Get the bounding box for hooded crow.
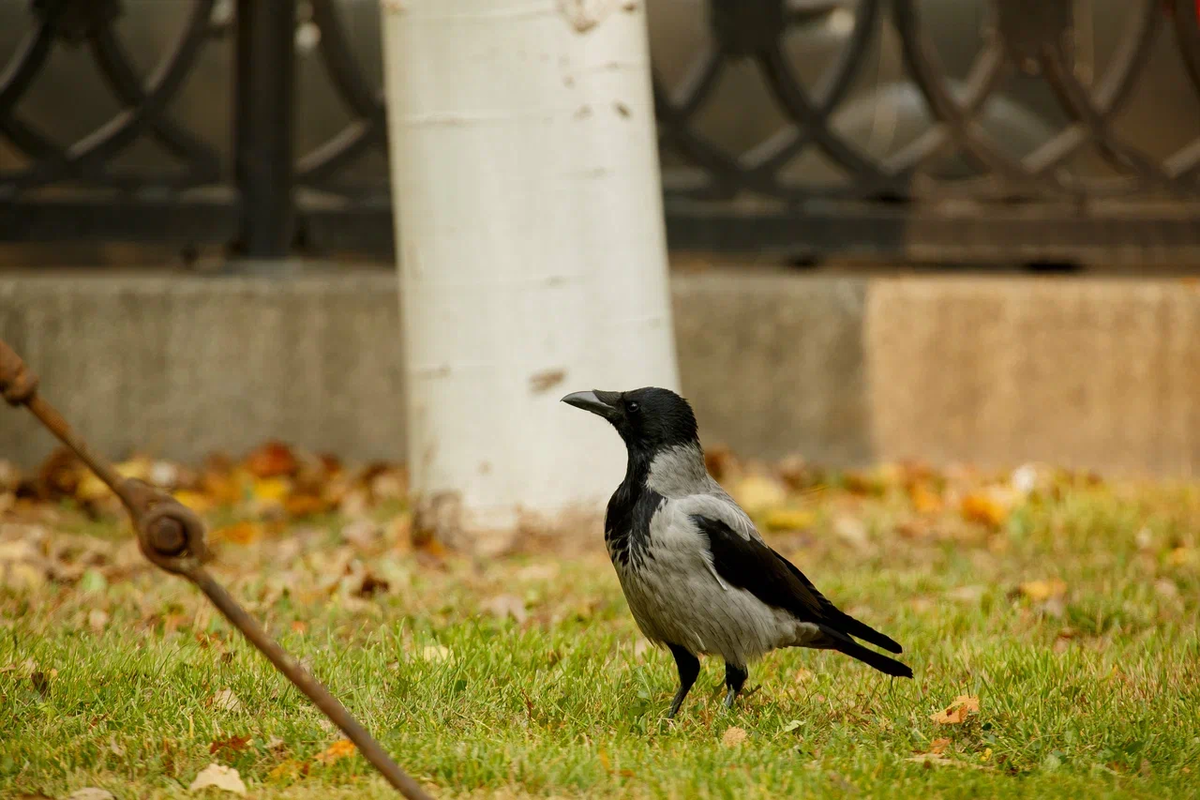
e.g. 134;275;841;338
563;386;911;717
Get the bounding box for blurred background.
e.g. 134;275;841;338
2;0;1199;480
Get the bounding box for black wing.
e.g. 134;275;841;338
692;514;906;656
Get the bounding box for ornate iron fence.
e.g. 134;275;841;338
1;0;1198;264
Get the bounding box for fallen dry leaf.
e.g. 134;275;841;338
66;790;115;800
721;726;748;747
209;734;251;757
833;515;869;550
929;737;951;755
189;763;246;794
1019;579;1067;603
314;739;357;766
243;441;298;479
87;609;109;632
961;492;1008;527
704;444;738;480
209;689;242;713
728;474;787;514
762;508;816;532
212;522;263;546
930;695;980;725
1168;546;1197;567
341;520;380;549
482;594;528;624
420;644;452;663
910;483;943;514
251;477;291;508
267;759;307;781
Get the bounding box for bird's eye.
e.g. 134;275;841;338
627;401;640;413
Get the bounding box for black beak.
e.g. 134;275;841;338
561;390;620;421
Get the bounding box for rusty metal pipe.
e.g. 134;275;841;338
0;339;431;800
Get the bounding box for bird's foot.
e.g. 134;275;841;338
723;688;738;709
667;690;687;719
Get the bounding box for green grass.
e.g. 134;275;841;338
3;479;1200;798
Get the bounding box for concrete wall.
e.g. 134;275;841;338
3;268;1200;475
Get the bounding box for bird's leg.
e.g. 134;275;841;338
723;662;748;709
665;644;699;719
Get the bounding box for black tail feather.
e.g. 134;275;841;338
832;638;913;678
831;611;904;654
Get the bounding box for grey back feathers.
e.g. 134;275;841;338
647;444;761;543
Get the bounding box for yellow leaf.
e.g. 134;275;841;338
267;760;305;781
252;477;291;505
173;490;214;514
314;739;356;766
212;521;263;546
79;457;154;500
728;475;787;514
75;472;114;502
721;726;748;747
910;483;943;514
763;508;816;532
960;492;1008;527
1168;547;1197;567
1019;579;1067;602
930;695;980;725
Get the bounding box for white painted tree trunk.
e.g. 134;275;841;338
380;0;679;545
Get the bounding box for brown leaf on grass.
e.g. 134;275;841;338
66;789;115;800
212;522;263;546
209;734;251;757
37;448;84;499
961;493;1008;527
721;726;748;747
910;483;943;514
243;441;298;479
483;593;528;624
930;695;980;725
1168;546;1197;567
929;737;951;755
188;763;246;794
341;520;380;550
704;444;738;481
313;739;357;766
1019;579;1067;603
209;689;242;713
30;669;53;696
283;493;328;518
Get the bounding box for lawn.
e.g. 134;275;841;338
2;451;1199;798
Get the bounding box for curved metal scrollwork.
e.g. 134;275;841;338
0;0;221;198
655;0;1200;206
297;0;388;196
2;0;1199;262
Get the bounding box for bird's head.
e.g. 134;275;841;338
561;387;699;456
